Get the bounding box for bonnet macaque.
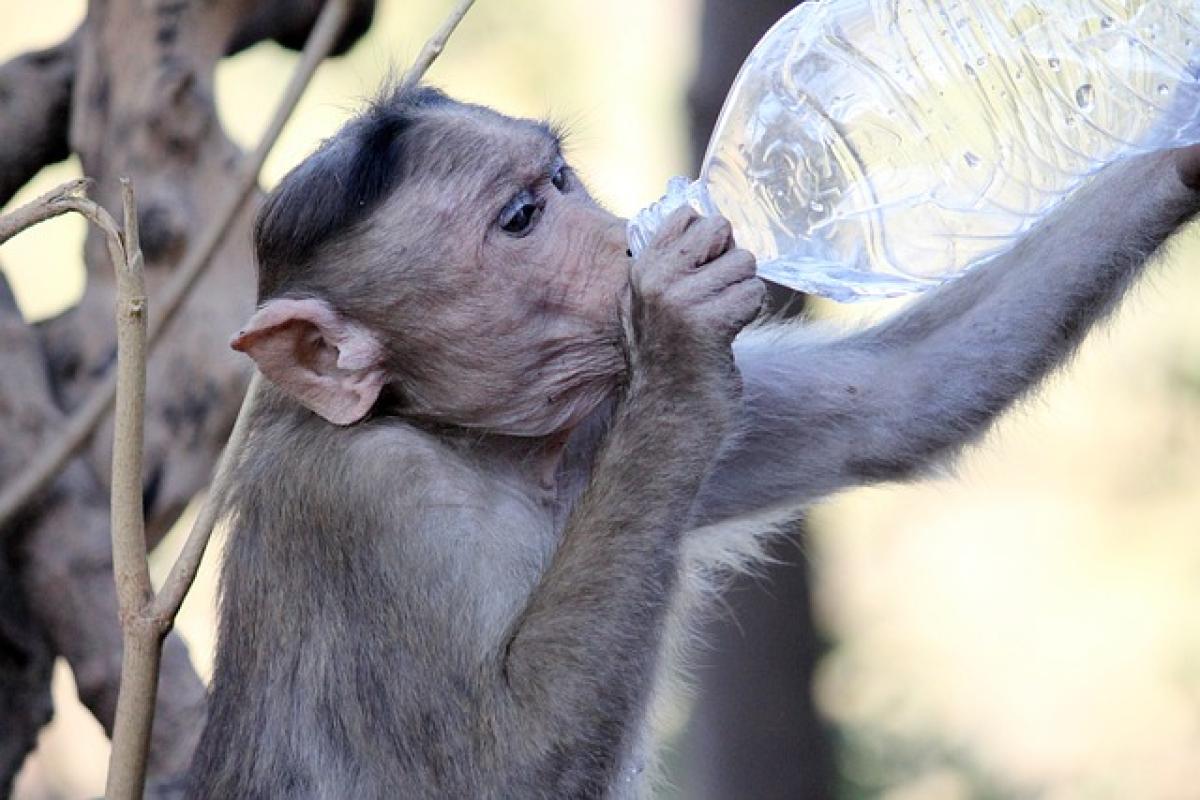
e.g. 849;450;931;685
186;87;1200;799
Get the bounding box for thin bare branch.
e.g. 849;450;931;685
0;186;123;534
0;173;157;799
150;372;261;622
109;178;152;614
0;191;125;300
0;179;91;245
398;0;478;91
105;176;155;800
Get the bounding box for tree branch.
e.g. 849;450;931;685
0;33;77;206
0;181;128;534
398;0;479;91
150;372;260;622
104;177;156;800
0;0;354;539
225;0;377;57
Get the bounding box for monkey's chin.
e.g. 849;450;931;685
484;384;614;439
437;376;614;439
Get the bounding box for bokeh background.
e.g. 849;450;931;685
3;2;1200;798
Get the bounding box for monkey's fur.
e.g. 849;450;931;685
186;87;1200;799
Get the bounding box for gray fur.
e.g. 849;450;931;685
187;88;1200;800
691;150;1199;531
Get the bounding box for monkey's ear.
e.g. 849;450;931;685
231;297;386;425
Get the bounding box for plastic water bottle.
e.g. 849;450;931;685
627;0;1200;302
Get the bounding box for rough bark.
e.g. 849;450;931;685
0;555;51;800
0;0;375;791
0;273;71;799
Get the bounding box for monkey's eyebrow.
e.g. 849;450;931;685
479;122;564;202
531;121;563;153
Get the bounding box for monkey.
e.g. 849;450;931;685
184;85;1200;799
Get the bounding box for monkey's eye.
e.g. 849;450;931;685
499;191;541;237
551;163;570;192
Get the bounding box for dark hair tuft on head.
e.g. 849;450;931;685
253;85;452;300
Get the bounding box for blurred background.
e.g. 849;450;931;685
3;1;1200;798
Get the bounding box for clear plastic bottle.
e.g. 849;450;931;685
627;0;1200;302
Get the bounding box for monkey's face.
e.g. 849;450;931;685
238;96;636;435
376;111;633;437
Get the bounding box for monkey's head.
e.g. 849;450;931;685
232;87;632;435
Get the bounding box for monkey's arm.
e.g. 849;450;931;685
690;149;1200;527
497;212;762;794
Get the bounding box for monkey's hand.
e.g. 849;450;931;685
623;207;765;401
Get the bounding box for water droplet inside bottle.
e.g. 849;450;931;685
1064;113;1076;127
963;151;982;167
1157;83;1171;97
810;200;825;213
1074;84;1094;111
1100;15;1114;29
976;56;987;67
1048;57;1061;71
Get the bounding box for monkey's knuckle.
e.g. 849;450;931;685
653;207;700;246
731;248;757;274
713;217;734;241
696;216;726;242
657;249;695;275
730;279;768;327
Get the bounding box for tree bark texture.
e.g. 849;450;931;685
0;0;375;792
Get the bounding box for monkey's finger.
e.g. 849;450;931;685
680;247;757;298
689;216;735;268
648;206;702;250
668;216;735;273
696;275;767;334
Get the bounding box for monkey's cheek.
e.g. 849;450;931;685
535;382;615;437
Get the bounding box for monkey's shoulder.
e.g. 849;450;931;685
342;417;485;490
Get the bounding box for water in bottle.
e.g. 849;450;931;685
627;0;1200;301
